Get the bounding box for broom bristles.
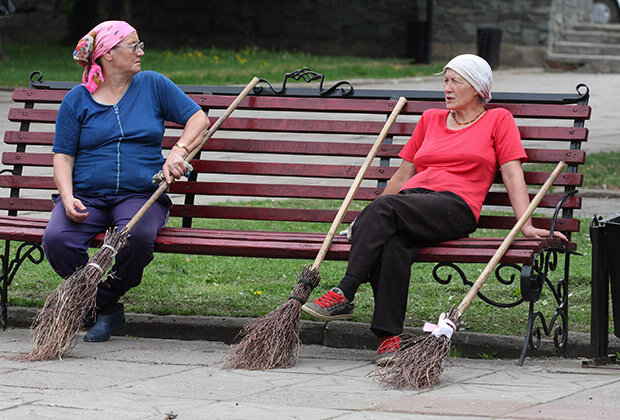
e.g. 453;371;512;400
221;265;321;370
375;307;461;389
375;334;452;389
18;229;128;361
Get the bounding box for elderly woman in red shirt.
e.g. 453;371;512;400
302;54;566;365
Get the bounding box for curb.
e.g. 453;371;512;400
8;306;620;362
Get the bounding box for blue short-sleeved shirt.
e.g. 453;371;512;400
53;70;202;194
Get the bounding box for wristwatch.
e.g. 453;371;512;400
175;142;190;155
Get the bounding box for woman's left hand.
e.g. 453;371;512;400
162;149;188;184
521;224;567;241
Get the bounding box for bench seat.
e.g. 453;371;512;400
0;214;576;262
0;69;591;364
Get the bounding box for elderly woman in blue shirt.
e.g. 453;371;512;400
42;20;210;342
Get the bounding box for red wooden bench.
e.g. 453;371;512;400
1;69;590;364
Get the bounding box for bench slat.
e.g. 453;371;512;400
169;182;382;200
478;214;580;231
0;153;584;188
151;236;538;263
0;197;53;212
12;88;68;103
2;132;589;166
0;215;574;251
8;108;57;124
171;204;360;223
0;215;578;259
0;198;581;233
11;89;591;120
0;223;562;265
7;108;590;142
192;160;394;180
0;175;57;189
0;175;581;210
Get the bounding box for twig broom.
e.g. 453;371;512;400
222;97;408;370
376;160;567;389
20;77;260;361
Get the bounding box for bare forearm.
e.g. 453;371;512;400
53;154;76;202
382;160;416;196
172;110;210;156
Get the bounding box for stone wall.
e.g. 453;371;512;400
429;0;554;67
549;0;593;48
0;0;596;67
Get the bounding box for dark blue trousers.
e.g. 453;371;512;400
42;192;171;312
340;188;478;337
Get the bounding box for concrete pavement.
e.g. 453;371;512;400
2;328;620;419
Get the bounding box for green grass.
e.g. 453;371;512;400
0;41;443;88
525;156;620;191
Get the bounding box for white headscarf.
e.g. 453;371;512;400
443;54;493;104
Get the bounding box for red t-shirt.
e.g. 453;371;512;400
398;107;527;220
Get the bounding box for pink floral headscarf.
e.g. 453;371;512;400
73;20;136;93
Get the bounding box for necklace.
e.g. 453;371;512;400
451;109;486;126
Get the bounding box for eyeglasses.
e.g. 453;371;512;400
116;41;144;54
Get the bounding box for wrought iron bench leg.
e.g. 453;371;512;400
519;249;570;365
0;240;45;329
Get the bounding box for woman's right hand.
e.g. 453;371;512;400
63;196;89;223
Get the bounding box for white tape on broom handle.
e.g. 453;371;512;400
311;96;408;270
455;161;567;318
122;77;261;234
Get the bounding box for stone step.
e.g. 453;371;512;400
573;22;620;32
561;29;620;43
546;52;620;73
553;40;620;55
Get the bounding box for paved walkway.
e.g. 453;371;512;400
2;328;620;419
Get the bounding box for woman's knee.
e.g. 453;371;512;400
42;228;72;257
352;197;393;235
123;224;157;253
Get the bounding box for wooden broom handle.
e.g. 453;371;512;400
311;96;408;270
455;161;567;317
122;77;261;234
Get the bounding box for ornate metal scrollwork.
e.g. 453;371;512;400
1;241;45;327
29;70;44;88
1;241;44;290
254;67;354;97
576;83;590;102
431;261;524;308
518;248;569;365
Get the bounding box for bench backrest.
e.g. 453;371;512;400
2;74;590;237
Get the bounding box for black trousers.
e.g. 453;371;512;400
343;188;477;337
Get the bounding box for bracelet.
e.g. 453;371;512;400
174;142;190;155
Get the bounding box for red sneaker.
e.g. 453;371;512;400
375;335;400;365
301;287;354;321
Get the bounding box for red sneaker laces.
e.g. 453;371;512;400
315;290;345;308
378;336;400;353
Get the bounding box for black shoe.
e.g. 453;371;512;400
83;303;125;343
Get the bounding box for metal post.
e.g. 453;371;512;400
583;216;617;366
